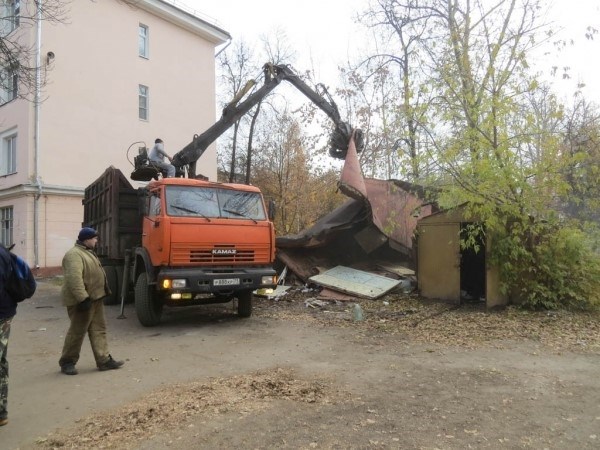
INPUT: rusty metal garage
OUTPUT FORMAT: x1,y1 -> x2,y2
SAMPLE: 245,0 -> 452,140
416,206 -> 508,309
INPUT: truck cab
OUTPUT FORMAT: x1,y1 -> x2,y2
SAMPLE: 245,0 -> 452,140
133,177 -> 277,326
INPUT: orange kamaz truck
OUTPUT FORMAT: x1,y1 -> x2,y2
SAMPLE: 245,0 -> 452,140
83,63 -> 362,327
84,167 -> 277,326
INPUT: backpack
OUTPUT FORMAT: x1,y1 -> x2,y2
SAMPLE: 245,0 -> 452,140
0,244 -> 37,302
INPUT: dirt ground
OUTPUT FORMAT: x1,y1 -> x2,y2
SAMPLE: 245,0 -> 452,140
2,280 -> 600,450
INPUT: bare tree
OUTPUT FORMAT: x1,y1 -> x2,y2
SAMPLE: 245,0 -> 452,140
0,0 -> 68,104
243,28 -> 296,184
217,29 -> 296,184
355,0 -> 434,180
217,40 -> 258,182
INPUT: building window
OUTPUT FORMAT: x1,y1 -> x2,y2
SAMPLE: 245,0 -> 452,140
0,67 -> 17,105
1,0 -> 20,36
0,132 -> 16,175
139,24 -> 149,58
139,84 -> 149,120
0,206 -> 13,246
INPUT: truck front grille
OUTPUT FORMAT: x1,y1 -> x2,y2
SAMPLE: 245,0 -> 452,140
190,248 -> 254,263
171,244 -> 271,265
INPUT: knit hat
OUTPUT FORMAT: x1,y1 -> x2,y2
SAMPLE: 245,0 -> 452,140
78,227 -> 98,241
155,138 -> 163,144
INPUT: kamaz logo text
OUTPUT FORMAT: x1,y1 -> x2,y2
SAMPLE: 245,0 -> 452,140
212,249 -> 237,255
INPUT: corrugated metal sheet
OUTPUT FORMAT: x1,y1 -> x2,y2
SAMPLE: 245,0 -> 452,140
309,265 -> 400,299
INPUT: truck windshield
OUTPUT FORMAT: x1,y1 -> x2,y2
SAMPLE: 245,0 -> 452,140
165,186 -> 267,220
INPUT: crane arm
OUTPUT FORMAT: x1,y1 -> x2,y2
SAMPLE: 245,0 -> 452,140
171,63 -> 363,178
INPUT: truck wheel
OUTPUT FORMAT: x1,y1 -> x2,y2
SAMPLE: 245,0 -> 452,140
135,272 -> 163,326
237,290 -> 253,318
103,266 -> 119,305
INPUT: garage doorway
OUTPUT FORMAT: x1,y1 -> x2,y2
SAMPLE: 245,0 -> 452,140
460,222 -> 486,302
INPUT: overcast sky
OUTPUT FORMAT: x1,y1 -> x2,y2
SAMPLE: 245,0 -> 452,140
181,0 -> 600,104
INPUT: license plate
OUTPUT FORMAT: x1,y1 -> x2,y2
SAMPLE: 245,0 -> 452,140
213,278 -> 240,286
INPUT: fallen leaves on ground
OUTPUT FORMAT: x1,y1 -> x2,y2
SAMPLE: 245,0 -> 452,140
36,368 -> 342,449
255,287 -> 600,353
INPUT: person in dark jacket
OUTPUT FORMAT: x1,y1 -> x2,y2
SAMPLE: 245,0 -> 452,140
0,245 -> 17,426
58,228 -> 124,375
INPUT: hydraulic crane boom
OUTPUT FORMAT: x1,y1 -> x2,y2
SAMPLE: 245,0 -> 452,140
171,63 -> 364,178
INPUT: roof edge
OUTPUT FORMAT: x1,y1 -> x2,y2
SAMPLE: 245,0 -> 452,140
134,0 -> 231,45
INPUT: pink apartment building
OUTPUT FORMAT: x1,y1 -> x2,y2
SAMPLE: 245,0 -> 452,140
0,0 -> 230,270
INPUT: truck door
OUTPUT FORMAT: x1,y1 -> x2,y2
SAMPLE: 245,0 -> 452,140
143,189 -> 167,265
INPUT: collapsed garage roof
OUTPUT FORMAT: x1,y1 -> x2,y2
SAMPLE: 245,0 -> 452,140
276,135 -> 437,282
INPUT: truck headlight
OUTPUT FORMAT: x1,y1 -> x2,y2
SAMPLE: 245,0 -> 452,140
171,279 -> 187,288
261,275 -> 277,285
162,279 -> 187,289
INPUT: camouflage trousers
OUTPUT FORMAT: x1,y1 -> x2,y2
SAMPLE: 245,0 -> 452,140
59,300 -> 110,368
0,317 -> 12,419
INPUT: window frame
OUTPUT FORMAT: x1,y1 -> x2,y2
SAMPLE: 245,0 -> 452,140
139,23 -> 149,59
0,130 -> 16,176
0,205 -> 13,247
1,0 -> 20,36
0,66 -> 18,105
138,84 -> 149,121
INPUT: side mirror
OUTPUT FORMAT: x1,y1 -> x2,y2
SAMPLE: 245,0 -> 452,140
268,200 -> 276,221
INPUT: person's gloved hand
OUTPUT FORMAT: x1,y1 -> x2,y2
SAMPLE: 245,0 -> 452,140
77,297 -> 92,312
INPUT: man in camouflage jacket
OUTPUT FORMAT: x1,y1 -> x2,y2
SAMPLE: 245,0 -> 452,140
58,227 -> 124,375
0,245 -> 17,426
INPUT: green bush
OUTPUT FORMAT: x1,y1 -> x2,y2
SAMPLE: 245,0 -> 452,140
493,223 -> 600,310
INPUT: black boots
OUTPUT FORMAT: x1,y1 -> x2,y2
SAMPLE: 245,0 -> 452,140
98,355 -> 124,371
60,364 -> 78,375
60,355 -> 124,374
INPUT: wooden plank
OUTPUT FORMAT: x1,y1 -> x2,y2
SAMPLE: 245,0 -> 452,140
377,263 -> 415,277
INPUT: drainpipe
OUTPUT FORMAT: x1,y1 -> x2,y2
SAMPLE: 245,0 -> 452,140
33,0 -> 43,268
215,39 -> 231,58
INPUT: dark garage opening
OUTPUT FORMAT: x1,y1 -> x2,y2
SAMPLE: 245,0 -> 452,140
460,222 -> 486,302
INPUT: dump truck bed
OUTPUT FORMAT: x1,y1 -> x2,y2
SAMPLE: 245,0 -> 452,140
82,166 -> 142,261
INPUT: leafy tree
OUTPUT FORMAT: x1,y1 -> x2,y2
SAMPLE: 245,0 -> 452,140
429,1 -> 600,309
558,97 -> 600,222
252,111 -> 345,235
348,0 -> 600,308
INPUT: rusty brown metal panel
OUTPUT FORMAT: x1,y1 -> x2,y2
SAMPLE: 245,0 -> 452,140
364,178 -> 429,251
338,133 -> 368,201
276,133 -> 433,283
